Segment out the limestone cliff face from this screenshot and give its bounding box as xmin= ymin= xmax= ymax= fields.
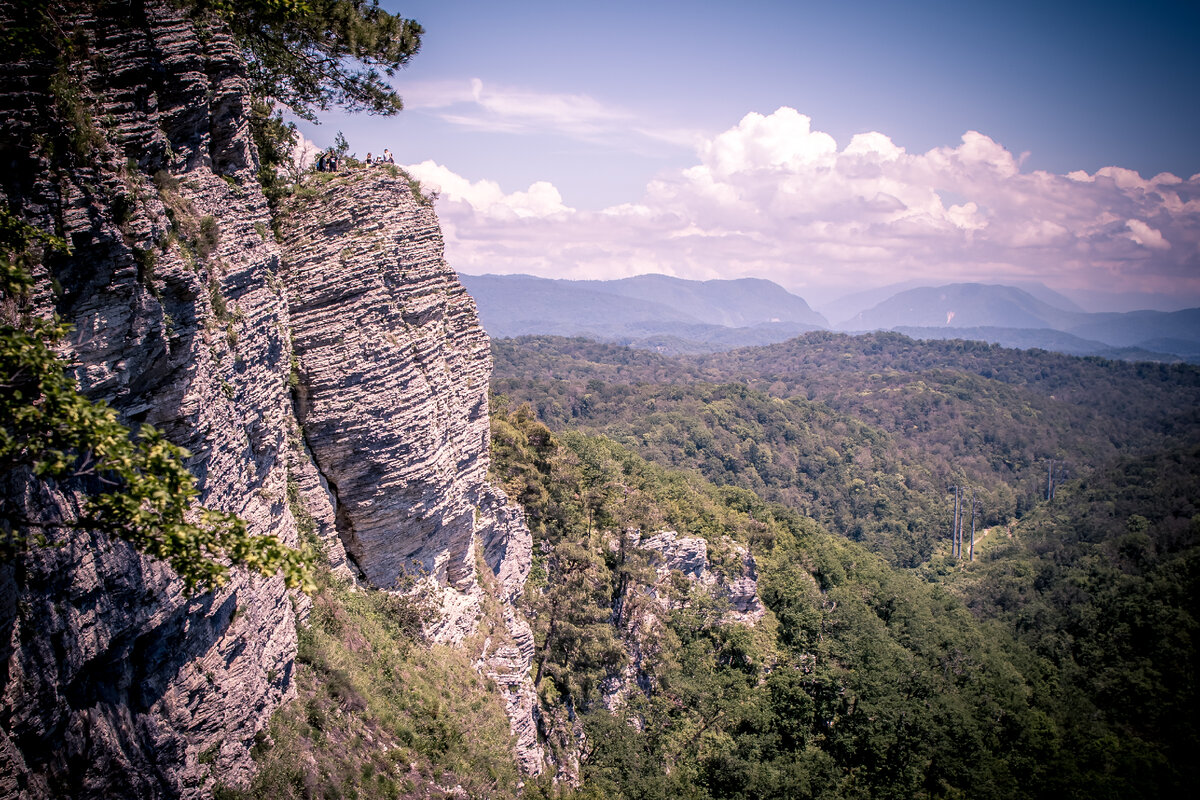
xmin=0 ymin=2 xmax=549 ymax=793
xmin=0 ymin=3 xmax=306 ymax=798
xmin=282 ymin=168 xmax=543 ymax=771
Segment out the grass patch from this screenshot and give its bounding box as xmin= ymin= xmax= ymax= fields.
xmin=214 ymin=545 xmax=521 ymax=800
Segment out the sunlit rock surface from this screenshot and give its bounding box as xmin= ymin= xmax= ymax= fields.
xmin=282 ymin=168 xmax=543 ymax=772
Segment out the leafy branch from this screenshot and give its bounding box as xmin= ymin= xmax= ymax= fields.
xmin=1 ymin=208 xmax=312 ymax=592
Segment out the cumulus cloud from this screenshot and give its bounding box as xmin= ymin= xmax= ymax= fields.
xmin=404 ymin=160 xmax=572 ymax=220
xmin=1126 ymin=219 xmax=1171 ymax=250
xmin=422 ymin=107 xmax=1200 ymax=297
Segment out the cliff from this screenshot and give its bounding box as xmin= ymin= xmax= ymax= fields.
xmin=0 ymin=3 xmax=309 ymax=797
xmin=0 ymin=1 xmax=543 ymax=795
xmin=281 ymin=168 xmax=542 ymax=772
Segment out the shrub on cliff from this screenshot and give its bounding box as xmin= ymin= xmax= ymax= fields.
xmin=0 ymin=208 xmax=312 ymax=591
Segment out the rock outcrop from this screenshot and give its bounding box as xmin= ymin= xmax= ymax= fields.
xmin=600 ymin=529 xmax=766 ymax=713
xmin=281 ymin=167 xmax=543 ymax=772
xmin=639 ymin=530 xmax=766 ymax=625
xmin=0 ymin=3 xmax=307 ymax=798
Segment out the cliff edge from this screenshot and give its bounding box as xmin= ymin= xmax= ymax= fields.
xmin=282 ymin=167 xmax=543 ymax=773
xmin=0 ymin=1 xmax=544 ymax=795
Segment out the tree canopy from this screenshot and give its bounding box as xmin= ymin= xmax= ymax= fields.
xmin=189 ymin=0 xmax=424 ymax=119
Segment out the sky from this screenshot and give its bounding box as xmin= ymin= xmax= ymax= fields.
xmin=294 ymin=0 xmax=1200 ymax=311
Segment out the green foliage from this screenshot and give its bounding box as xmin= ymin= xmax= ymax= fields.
xmin=491 ymin=337 xmax=1200 ymax=799
xmin=941 ymin=446 xmax=1200 ymax=798
xmin=248 ymin=99 xmax=298 ymax=213
xmin=216 ymin=552 xmax=520 ymax=800
xmin=190 ymin=0 xmax=423 ymax=119
xmin=494 ymin=404 xmax=1016 ymax=798
xmin=1 ymin=207 xmax=310 ymax=592
xmin=491 ymin=334 xmax=1200 ymax=567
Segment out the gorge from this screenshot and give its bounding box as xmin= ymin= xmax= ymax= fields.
xmin=2 ymin=3 xmax=1198 ymax=800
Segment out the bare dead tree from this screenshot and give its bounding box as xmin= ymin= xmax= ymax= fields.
xmin=969 ymin=489 xmax=977 ymax=562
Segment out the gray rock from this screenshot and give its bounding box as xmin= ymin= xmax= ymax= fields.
xmin=281 ymin=168 xmax=542 ymax=772
xmin=0 ymin=3 xmax=304 ymax=797
xmin=0 ymin=1 xmax=548 ymax=792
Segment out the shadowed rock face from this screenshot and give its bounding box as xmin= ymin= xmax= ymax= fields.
xmin=283 ymin=170 xmax=530 ymax=628
xmin=0 ymin=3 xmax=304 ymax=798
xmin=281 ymin=169 xmax=542 ymax=768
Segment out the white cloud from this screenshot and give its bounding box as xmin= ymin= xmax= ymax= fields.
xmin=401 ymin=78 xmax=701 ymax=150
xmin=1126 ymin=219 xmax=1170 ymax=250
xmin=289 ymin=133 xmax=324 ymax=173
xmin=700 ymin=108 xmax=838 ymax=177
xmin=427 ymin=107 xmax=1200 ymax=297
xmin=404 ymin=160 xmax=573 ymax=220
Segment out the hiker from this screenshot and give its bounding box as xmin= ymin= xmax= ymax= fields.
xmin=365 ymin=152 xmax=373 ymax=165
xmin=382 ymin=148 xmax=394 ymax=164
xmin=327 ymin=151 xmax=338 ymax=172
xmin=316 ymin=152 xmax=326 ymax=172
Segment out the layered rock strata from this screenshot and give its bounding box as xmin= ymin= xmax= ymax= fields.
xmin=282 ymin=168 xmax=542 ymax=770
xmin=2 ymin=0 xmax=549 ymax=791
xmin=0 ymin=3 xmax=306 ymax=797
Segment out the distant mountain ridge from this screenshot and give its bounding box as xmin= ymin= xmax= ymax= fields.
xmin=459 ymin=273 xmax=827 ymax=352
xmin=839 ymin=283 xmax=1080 ymax=330
xmin=461 ymin=274 xmax=1200 ymax=362
xmin=842 ymin=283 xmax=1200 ymax=361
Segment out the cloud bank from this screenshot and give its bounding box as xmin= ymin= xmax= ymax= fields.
xmin=406 ymin=107 xmax=1200 ymax=297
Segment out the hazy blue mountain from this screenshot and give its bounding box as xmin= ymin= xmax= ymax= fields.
xmin=462 ymin=274 xmax=1200 ymax=361
xmin=459 ymin=273 xmax=827 ymax=349
xmin=844 ymin=283 xmax=1200 ymax=360
xmin=1008 ymin=280 xmax=1086 ymax=312
xmin=1063 ymin=286 xmax=1200 ymax=313
xmin=839 ymin=283 xmax=1081 ymax=331
xmin=892 ymin=326 xmax=1192 ymax=363
xmin=575 ymin=274 xmax=828 ymax=328
xmin=1067 ymin=308 xmax=1200 ymax=348
xmin=818 ymin=279 xmax=1082 ymax=324
xmin=817 ymin=279 xmax=932 ymax=325
xmin=458 ymin=274 xmax=699 ymax=338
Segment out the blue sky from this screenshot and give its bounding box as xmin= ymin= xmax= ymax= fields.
xmin=295 ymin=0 xmax=1200 ymax=308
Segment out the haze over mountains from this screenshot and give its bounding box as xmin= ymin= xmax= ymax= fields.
xmin=462 ymin=273 xmax=1200 ymax=361
xmin=458 ymin=273 xmax=829 ymax=353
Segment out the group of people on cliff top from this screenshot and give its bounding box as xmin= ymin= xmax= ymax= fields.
xmin=364 ymin=148 xmax=395 ymax=166
xmin=314 ymin=148 xmax=394 ymax=172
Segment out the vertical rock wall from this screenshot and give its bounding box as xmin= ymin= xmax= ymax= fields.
xmin=1 ymin=1 xmax=549 ymax=792
xmin=282 ymin=169 xmax=544 ymax=771
xmin=0 ymin=3 xmax=305 ymax=797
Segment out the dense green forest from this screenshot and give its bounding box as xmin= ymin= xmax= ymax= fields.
xmin=485 ymin=332 xmax=1199 ymax=799
xmin=214 ymin=329 xmax=1197 ymax=798
xmin=492 ymin=333 xmax=1200 ymax=566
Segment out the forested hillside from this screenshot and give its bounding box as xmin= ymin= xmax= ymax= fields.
xmin=486 ymin=400 xmax=1198 ymax=799
xmin=492 ymin=333 xmax=1200 ymax=566
xmin=486 ymin=331 xmax=1199 ymax=798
